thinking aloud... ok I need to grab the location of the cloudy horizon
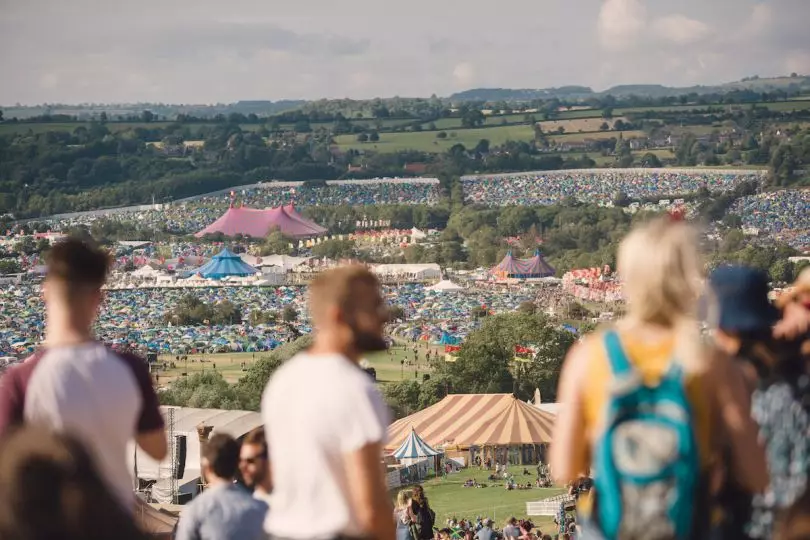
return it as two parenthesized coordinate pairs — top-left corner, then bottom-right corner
(1, 0), (808, 105)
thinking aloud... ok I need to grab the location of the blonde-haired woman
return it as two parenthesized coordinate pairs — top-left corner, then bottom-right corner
(395, 489), (416, 540)
(550, 216), (767, 540)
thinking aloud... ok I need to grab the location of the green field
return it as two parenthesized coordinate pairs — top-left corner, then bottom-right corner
(156, 342), (439, 386)
(336, 126), (645, 153)
(396, 465), (565, 530)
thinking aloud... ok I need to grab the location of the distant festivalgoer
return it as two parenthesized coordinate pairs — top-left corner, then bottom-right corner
(262, 266), (394, 540)
(502, 517), (520, 538)
(394, 489), (416, 540)
(411, 485), (435, 540)
(175, 433), (267, 540)
(0, 426), (147, 540)
(551, 216), (767, 540)
(239, 427), (272, 506)
(0, 238), (167, 512)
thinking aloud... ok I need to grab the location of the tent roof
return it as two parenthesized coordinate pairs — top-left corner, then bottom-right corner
(392, 428), (443, 459)
(426, 279), (463, 292)
(189, 248), (259, 279)
(195, 205), (327, 239)
(387, 393), (555, 448)
(492, 250), (555, 278)
(240, 253), (312, 271)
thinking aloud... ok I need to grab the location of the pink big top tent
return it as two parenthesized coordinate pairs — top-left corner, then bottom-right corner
(195, 205), (327, 239)
(491, 249), (555, 279)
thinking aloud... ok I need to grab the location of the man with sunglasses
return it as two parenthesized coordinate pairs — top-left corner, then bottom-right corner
(240, 427), (272, 505)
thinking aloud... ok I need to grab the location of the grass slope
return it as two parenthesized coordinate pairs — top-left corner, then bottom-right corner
(396, 465), (565, 531)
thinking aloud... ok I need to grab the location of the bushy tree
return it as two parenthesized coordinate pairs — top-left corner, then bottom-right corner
(434, 312), (577, 401)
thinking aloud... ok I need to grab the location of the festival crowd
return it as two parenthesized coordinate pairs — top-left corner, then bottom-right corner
(0, 213), (809, 540)
(731, 190), (810, 249)
(461, 170), (764, 206)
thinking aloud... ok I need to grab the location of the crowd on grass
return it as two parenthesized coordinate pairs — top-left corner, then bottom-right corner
(730, 189), (810, 249)
(1, 210), (810, 540)
(461, 170), (764, 207)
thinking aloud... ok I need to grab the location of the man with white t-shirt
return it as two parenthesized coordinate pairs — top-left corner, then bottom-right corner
(262, 266), (394, 540)
(0, 238), (167, 512)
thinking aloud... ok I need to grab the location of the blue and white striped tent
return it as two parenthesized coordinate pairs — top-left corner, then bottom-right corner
(392, 428), (442, 461)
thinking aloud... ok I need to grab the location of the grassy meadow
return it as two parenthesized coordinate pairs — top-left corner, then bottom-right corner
(394, 465), (566, 531)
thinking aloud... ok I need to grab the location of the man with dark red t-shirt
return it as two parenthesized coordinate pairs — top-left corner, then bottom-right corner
(0, 238), (167, 512)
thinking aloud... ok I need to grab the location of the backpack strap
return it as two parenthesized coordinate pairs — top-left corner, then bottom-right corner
(603, 330), (632, 377)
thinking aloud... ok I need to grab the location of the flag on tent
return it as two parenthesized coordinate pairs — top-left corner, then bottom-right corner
(444, 345), (461, 353)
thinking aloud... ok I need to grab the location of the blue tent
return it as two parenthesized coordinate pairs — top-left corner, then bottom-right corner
(187, 248), (259, 279)
(437, 332), (460, 345)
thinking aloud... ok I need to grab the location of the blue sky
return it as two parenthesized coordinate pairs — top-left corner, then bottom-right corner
(0, 0), (808, 104)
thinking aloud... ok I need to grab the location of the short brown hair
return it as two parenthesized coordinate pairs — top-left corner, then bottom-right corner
(308, 265), (381, 322)
(46, 238), (110, 289)
(203, 433), (239, 480)
(242, 427), (267, 457)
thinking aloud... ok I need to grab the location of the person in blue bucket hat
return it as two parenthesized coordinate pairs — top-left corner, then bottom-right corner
(708, 265), (810, 540)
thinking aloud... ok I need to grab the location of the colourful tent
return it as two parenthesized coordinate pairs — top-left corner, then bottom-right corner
(187, 248), (259, 279)
(492, 249), (555, 279)
(195, 205), (327, 239)
(392, 428), (443, 460)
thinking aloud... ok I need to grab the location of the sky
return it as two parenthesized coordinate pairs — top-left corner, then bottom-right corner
(0, 0), (808, 104)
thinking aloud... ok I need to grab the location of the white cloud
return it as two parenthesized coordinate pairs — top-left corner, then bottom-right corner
(452, 62), (476, 87)
(652, 14), (710, 45)
(785, 50), (810, 75)
(597, 0), (646, 51)
(744, 3), (774, 37)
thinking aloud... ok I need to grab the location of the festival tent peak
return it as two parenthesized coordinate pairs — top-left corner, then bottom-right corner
(393, 428), (443, 460)
(387, 393), (556, 450)
(195, 205), (327, 239)
(186, 248), (259, 279)
(426, 279), (464, 292)
(492, 249), (555, 279)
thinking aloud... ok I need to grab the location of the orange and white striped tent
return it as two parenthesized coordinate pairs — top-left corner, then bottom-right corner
(386, 393), (556, 450)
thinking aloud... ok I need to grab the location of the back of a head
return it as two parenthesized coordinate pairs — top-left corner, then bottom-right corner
(46, 238), (111, 296)
(618, 216), (703, 328)
(308, 265), (381, 327)
(204, 433), (240, 480)
(0, 426), (145, 540)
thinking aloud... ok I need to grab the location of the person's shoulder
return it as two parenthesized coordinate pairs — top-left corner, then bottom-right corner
(1, 350), (47, 390)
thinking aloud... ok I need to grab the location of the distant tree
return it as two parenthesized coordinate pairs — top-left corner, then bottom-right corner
(602, 108), (614, 120)
(428, 122), (437, 130)
(722, 214), (743, 229)
(461, 109), (485, 128)
(356, 132), (369, 143)
(557, 127), (565, 135)
(769, 259), (794, 285)
(0, 260), (22, 274)
(282, 305), (299, 323)
(436, 131), (448, 139)
(99, 111), (107, 123)
(293, 120), (311, 133)
(518, 301), (537, 314)
(640, 152), (663, 168)
(388, 305), (405, 321)
(212, 300), (242, 325)
(612, 191), (631, 207)
(613, 119), (627, 131)
(474, 139), (490, 155)
(790, 72), (798, 78)
(260, 229), (292, 255)
(369, 131), (380, 142)
(599, 122), (609, 131)
(13, 236), (36, 256)
(140, 110), (155, 123)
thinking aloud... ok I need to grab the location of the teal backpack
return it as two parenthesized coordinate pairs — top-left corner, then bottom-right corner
(589, 330), (700, 540)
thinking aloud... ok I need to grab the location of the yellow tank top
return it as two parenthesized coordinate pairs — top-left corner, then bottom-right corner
(581, 330), (713, 468)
